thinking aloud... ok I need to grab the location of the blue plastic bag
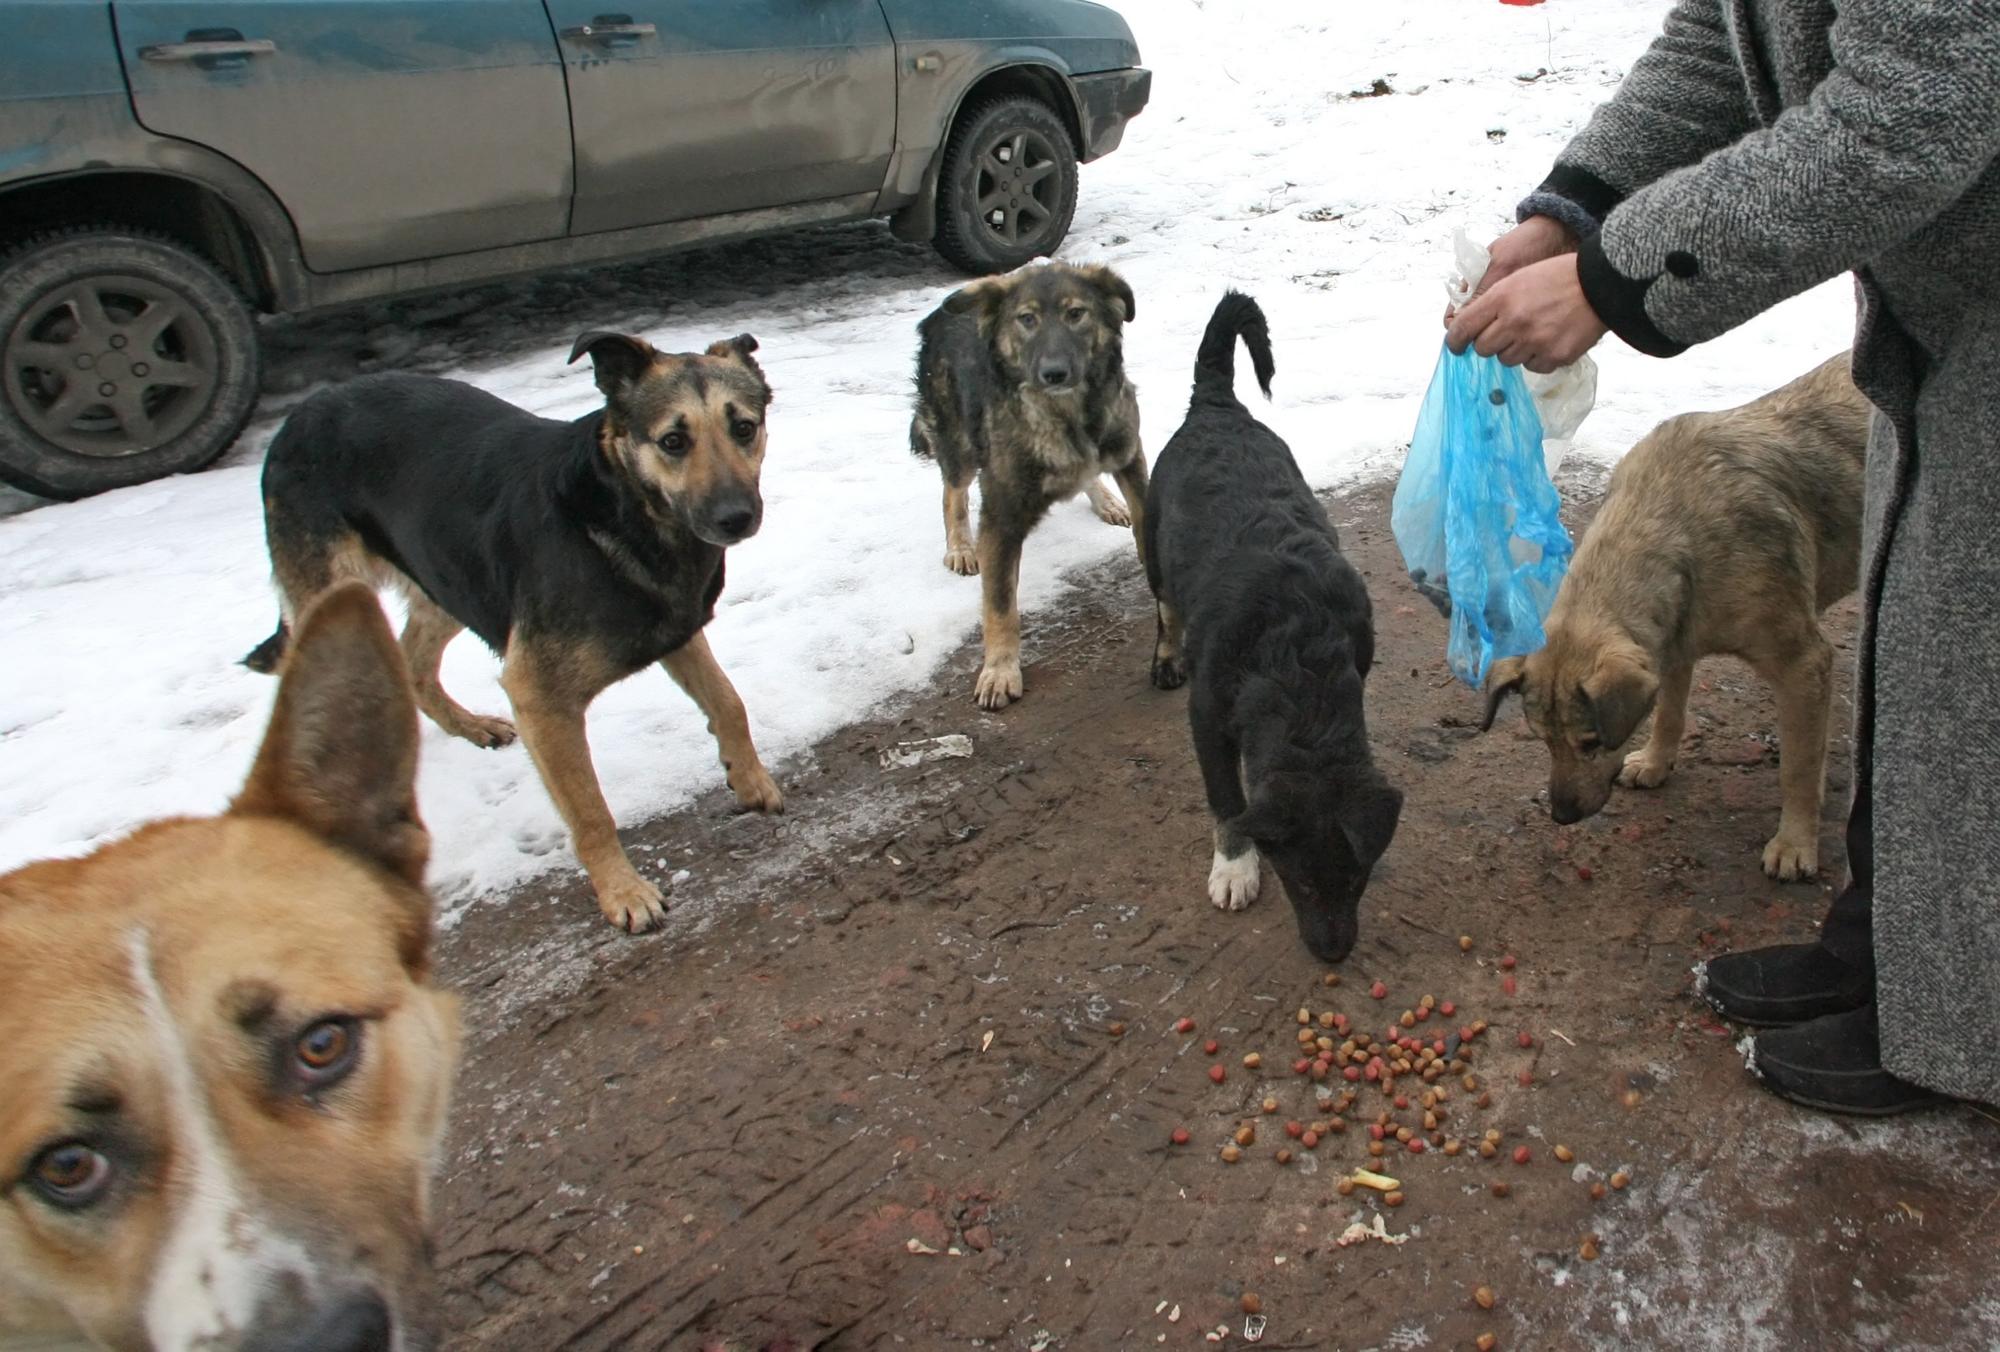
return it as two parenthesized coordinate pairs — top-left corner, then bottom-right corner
(1391, 343), (1573, 688)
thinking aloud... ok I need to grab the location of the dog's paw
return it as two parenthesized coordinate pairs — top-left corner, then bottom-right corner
(1762, 833), (1819, 883)
(1151, 654), (1187, 690)
(1207, 847), (1261, 911)
(975, 661), (1023, 709)
(1085, 481), (1132, 528)
(729, 761), (784, 814)
(1617, 750), (1674, 789)
(943, 545), (980, 576)
(596, 872), (668, 934)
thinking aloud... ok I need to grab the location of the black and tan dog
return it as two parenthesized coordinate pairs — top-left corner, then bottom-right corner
(2, 585), (460, 1352)
(910, 261), (1146, 708)
(245, 331), (783, 933)
(1145, 293), (1403, 962)
(1481, 352), (1870, 880)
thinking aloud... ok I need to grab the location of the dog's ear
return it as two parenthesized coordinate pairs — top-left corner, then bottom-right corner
(1479, 656), (1528, 731)
(1334, 773), (1403, 870)
(706, 332), (768, 390)
(1078, 265), (1136, 324)
(940, 276), (1010, 323)
(1581, 646), (1659, 749)
(568, 329), (657, 397)
(232, 583), (430, 892)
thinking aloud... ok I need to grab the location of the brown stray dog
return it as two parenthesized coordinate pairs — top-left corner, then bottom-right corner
(246, 331), (782, 933)
(1, 584), (460, 1352)
(1482, 353), (1870, 880)
(909, 262), (1145, 708)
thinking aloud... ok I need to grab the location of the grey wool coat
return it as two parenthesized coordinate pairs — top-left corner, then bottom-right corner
(1519, 0), (2000, 1103)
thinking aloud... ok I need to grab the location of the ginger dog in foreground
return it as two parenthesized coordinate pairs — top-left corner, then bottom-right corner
(1483, 352), (1870, 880)
(2, 584), (460, 1352)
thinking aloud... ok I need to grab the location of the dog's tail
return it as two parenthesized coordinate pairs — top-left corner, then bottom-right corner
(242, 619), (290, 674)
(1192, 291), (1275, 406)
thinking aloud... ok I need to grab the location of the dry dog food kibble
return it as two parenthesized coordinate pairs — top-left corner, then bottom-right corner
(1513, 1146), (1531, 1165)
(1241, 1293), (1262, 1316)
(1235, 1125), (1256, 1147)
(1220, 1145), (1241, 1164)
(1205, 1039), (1220, 1055)
(1175, 1018), (1196, 1034)
(1611, 1171), (1630, 1190)
(1171, 1127), (1191, 1145)
(1474, 1285), (1496, 1311)
(1243, 1052), (1262, 1070)
(1209, 1065), (1226, 1084)
(1477, 1334), (1499, 1352)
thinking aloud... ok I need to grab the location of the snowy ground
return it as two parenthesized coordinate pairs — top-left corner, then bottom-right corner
(0, 0), (1856, 919)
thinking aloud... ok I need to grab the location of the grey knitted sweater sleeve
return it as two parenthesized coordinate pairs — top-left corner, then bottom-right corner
(1516, 0), (1754, 241)
(1532, 1), (2000, 358)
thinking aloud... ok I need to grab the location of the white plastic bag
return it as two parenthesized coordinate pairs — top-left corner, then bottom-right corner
(1444, 227), (1597, 474)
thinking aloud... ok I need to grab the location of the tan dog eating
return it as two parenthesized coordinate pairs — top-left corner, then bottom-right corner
(1, 584), (460, 1352)
(1481, 353), (1871, 880)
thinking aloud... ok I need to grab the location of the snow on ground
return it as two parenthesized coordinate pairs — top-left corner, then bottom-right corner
(0, 0), (1856, 918)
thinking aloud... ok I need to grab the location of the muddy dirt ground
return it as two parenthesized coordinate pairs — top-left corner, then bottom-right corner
(428, 475), (2000, 1352)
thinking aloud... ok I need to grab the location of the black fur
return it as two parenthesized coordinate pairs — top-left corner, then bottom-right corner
(245, 371), (730, 677)
(1143, 292), (1403, 963)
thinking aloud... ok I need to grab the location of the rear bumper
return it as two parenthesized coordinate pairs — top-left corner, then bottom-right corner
(1073, 67), (1151, 161)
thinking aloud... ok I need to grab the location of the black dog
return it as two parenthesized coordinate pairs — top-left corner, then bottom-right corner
(909, 262), (1146, 708)
(1143, 293), (1403, 962)
(244, 330), (783, 933)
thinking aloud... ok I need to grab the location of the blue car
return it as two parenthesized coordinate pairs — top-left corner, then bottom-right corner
(0, 0), (1149, 497)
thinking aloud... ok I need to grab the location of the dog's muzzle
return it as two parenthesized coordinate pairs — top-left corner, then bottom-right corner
(698, 497), (762, 546)
(247, 1291), (395, 1352)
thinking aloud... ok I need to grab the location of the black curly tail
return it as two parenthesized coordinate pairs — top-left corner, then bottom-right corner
(1192, 291), (1275, 406)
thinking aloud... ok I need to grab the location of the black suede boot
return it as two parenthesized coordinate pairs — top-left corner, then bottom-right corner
(1693, 942), (1873, 1027)
(1745, 1004), (1942, 1116)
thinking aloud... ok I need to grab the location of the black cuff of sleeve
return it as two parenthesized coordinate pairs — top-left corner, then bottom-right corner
(1576, 232), (1688, 359)
(1539, 164), (1623, 220)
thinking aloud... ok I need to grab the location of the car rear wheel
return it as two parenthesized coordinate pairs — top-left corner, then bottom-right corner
(933, 95), (1079, 275)
(0, 229), (260, 500)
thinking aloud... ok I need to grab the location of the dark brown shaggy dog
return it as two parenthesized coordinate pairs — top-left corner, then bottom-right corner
(909, 261), (1146, 708)
(245, 332), (783, 933)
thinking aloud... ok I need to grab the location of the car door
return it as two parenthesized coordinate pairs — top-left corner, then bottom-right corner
(113, 0), (574, 272)
(544, 0), (897, 236)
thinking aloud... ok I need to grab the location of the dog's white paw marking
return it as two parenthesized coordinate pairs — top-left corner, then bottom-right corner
(730, 762), (784, 814)
(1208, 847), (1261, 911)
(597, 872), (668, 933)
(1618, 750), (1674, 789)
(975, 661), (1023, 709)
(1762, 832), (1818, 882)
(943, 545), (980, 575)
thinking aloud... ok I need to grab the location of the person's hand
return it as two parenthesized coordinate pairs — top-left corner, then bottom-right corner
(1444, 253), (1608, 373)
(1443, 215), (1577, 325)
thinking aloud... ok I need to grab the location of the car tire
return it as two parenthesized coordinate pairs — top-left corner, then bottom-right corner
(933, 95), (1079, 275)
(0, 228), (260, 500)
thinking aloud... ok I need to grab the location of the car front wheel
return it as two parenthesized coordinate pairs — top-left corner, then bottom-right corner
(0, 229), (260, 500)
(933, 95), (1080, 275)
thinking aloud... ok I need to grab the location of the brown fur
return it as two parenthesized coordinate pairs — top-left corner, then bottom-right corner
(1482, 353), (1871, 880)
(0, 584), (460, 1351)
(909, 262), (1146, 708)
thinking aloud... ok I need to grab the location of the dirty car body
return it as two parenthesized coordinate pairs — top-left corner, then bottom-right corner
(0, 0), (1148, 497)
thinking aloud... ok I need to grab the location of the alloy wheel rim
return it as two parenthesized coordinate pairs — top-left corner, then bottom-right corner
(4, 275), (219, 458)
(975, 128), (1062, 247)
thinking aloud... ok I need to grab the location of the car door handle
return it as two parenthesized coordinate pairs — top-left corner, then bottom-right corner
(560, 17), (656, 42)
(140, 38), (277, 61)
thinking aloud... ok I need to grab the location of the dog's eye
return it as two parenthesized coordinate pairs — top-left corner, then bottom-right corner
(1015, 311), (1038, 331)
(29, 1142), (113, 1210)
(1065, 306), (1088, 324)
(294, 1017), (361, 1088)
(657, 431), (689, 457)
(730, 419), (758, 444)
(1577, 736), (1602, 753)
